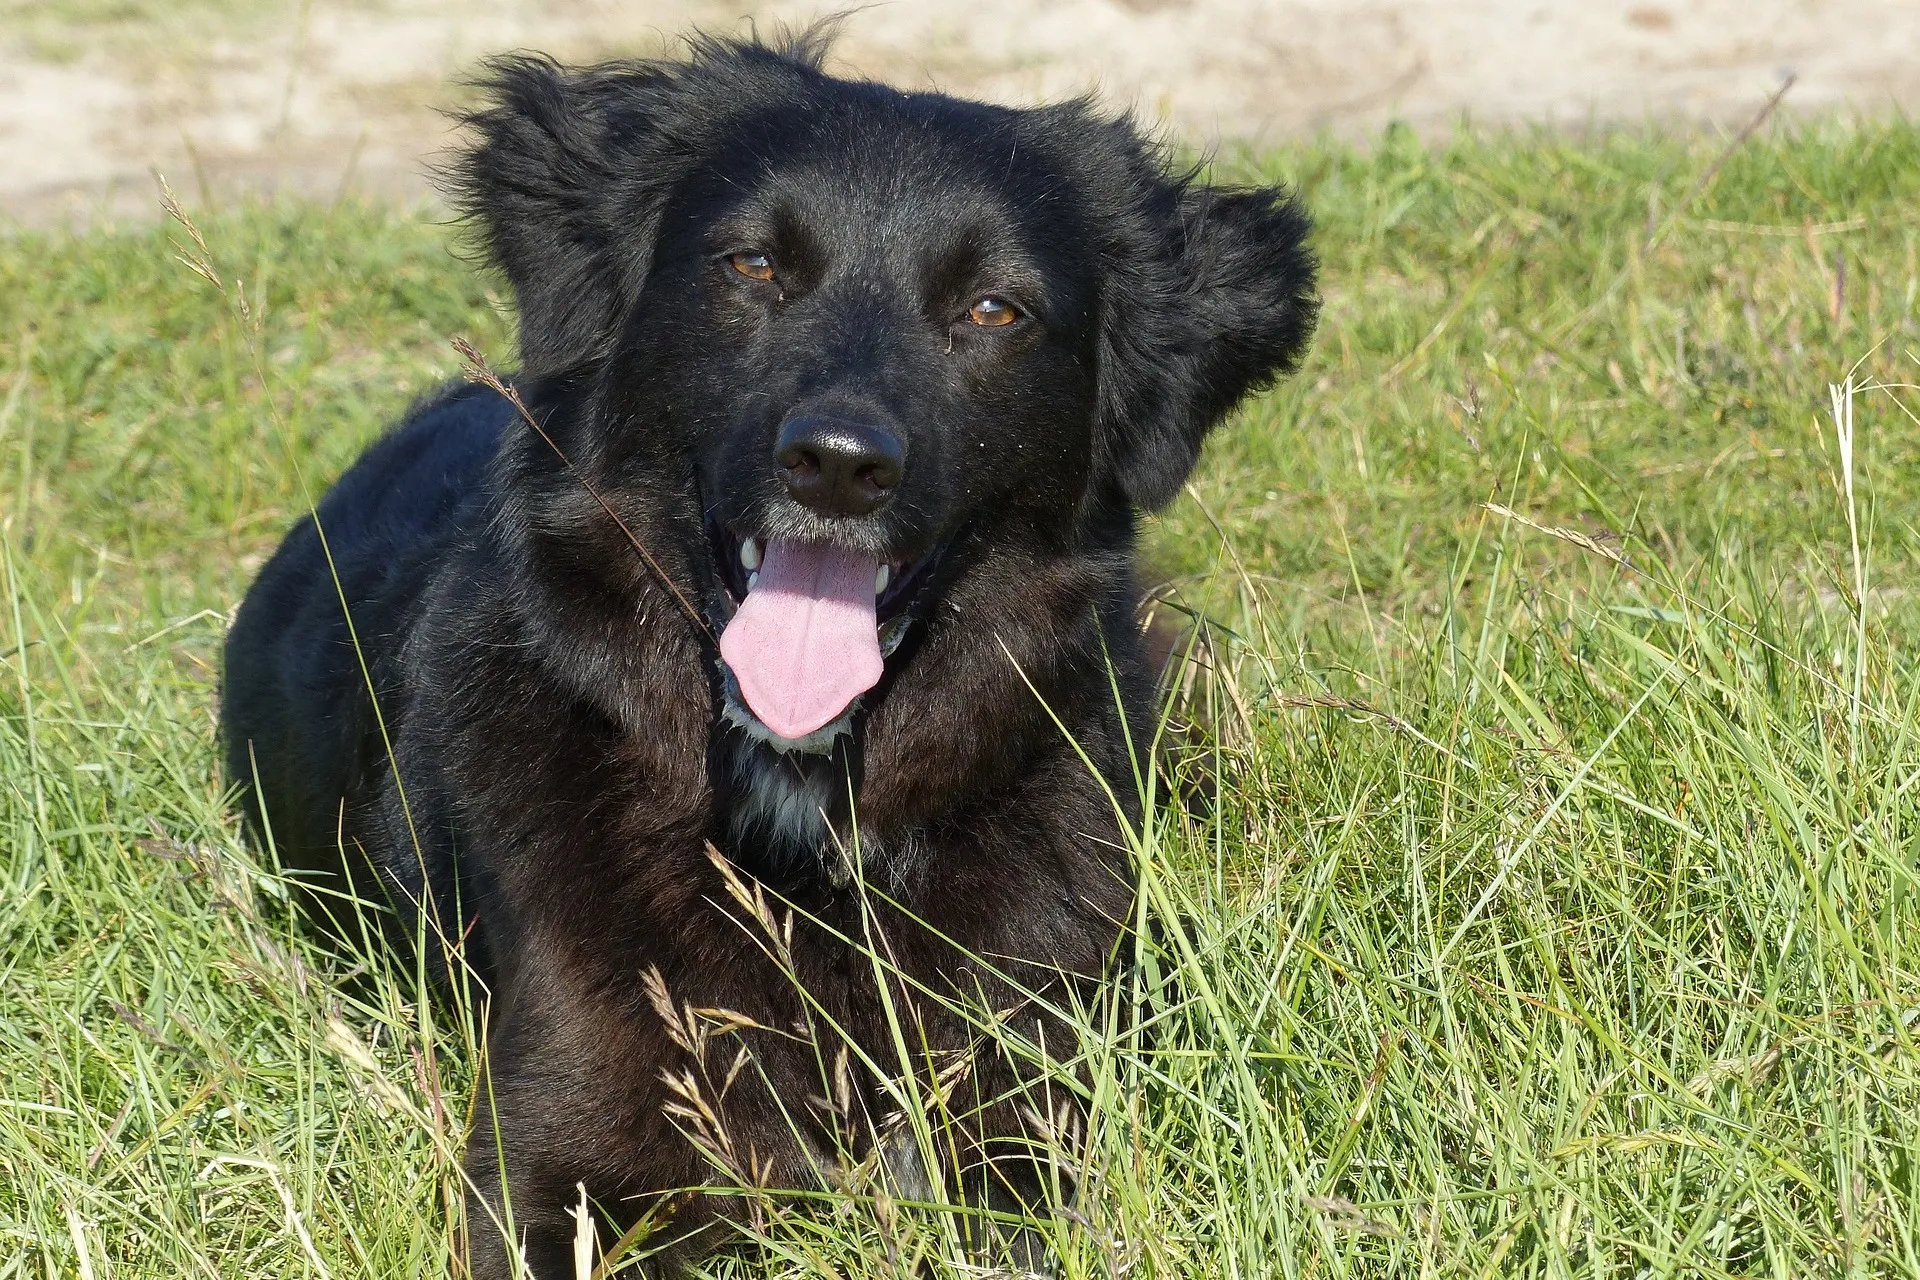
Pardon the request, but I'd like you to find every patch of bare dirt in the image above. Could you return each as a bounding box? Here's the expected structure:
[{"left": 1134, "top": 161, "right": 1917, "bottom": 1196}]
[{"left": 3, "top": 0, "right": 1917, "bottom": 225}]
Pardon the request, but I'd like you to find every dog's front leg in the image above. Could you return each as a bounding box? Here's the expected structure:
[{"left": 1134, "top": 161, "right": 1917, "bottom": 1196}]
[
  {"left": 458, "top": 972, "right": 844, "bottom": 1278},
  {"left": 455, "top": 974, "right": 703, "bottom": 1280}
]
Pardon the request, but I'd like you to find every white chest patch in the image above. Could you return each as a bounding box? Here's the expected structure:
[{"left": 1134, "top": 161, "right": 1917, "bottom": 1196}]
[{"left": 726, "top": 745, "right": 842, "bottom": 866}]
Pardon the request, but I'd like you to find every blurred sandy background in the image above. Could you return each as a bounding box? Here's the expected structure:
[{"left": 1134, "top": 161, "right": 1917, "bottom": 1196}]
[{"left": 3, "top": 0, "right": 1916, "bottom": 224}]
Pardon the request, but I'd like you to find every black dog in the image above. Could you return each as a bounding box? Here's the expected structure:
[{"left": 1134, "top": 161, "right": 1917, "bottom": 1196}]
[{"left": 223, "top": 32, "right": 1315, "bottom": 1276}]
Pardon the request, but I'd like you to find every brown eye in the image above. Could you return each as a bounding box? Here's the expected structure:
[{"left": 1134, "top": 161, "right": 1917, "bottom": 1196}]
[
  {"left": 966, "top": 297, "right": 1019, "bottom": 327},
  {"left": 728, "top": 252, "right": 775, "bottom": 281}
]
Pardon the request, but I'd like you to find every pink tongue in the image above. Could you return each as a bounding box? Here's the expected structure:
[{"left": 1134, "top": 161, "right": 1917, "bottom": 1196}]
[{"left": 719, "top": 540, "right": 883, "bottom": 741}]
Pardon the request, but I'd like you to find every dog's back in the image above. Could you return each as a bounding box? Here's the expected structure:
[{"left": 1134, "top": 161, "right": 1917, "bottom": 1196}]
[{"left": 223, "top": 384, "right": 510, "bottom": 940}]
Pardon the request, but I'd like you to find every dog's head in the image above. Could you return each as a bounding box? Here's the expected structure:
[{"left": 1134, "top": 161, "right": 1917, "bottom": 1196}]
[{"left": 456, "top": 35, "right": 1316, "bottom": 748}]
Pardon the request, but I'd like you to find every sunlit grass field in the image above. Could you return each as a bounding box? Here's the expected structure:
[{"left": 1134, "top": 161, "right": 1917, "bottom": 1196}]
[{"left": 4, "top": 115, "right": 1920, "bottom": 1276}]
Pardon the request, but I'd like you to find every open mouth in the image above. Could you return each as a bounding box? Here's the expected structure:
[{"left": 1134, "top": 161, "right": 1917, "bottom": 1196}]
[
  {"left": 708, "top": 522, "right": 944, "bottom": 747},
  {"left": 711, "top": 526, "right": 936, "bottom": 623}
]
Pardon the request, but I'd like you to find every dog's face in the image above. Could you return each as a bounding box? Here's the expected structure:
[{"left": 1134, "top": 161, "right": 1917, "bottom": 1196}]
[
  {"left": 457, "top": 38, "right": 1317, "bottom": 748},
  {"left": 641, "top": 120, "right": 1103, "bottom": 565},
  {"left": 626, "top": 102, "right": 1118, "bottom": 742}
]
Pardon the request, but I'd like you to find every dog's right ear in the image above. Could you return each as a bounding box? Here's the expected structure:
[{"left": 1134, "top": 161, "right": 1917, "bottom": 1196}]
[{"left": 451, "top": 56, "right": 682, "bottom": 376}]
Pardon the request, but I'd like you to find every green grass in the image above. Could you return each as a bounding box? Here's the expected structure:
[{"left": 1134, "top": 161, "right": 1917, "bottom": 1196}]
[{"left": 4, "top": 114, "right": 1920, "bottom": 1276}]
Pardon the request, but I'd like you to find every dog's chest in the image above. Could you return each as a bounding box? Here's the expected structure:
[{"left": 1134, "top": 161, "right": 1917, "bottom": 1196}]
[
  {"left": 716, "top": 730, "right": 938, "bottom": 894},
  {"left": 728, "top": 748, "right": 832, "bottom": 843},
  {"left": 720, "top": 740, "right": 855, "bottom": 882}
]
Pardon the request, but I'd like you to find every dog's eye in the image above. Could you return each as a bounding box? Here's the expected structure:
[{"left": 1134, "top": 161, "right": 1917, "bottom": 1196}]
[
  {"left": 966, "top": 297, "right": 1020, "bottom": 327},
  {"left": 728, "top": 252, "right": 776, "bottom": 282}
]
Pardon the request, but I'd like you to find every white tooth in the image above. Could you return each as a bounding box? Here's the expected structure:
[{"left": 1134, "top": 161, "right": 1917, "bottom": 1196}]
[
  {"left": 739, "top": 539, "right": 761, "bottom": 572},
  {"left": 875, "top": 564, "right": 891, "bottom": 595},
  {"left": 747, "top": 571, "right": 759, "bottom": 592}
]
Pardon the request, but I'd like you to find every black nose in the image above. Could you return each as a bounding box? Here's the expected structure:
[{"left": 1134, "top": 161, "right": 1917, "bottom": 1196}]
[{"left": 774, "top": 417, "right": 905, "bottom": 518}]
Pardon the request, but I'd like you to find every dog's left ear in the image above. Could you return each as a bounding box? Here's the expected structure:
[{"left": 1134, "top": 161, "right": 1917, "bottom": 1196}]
[{"left": 1097, "top": 177, "right": 1319, "bottom": 512}]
